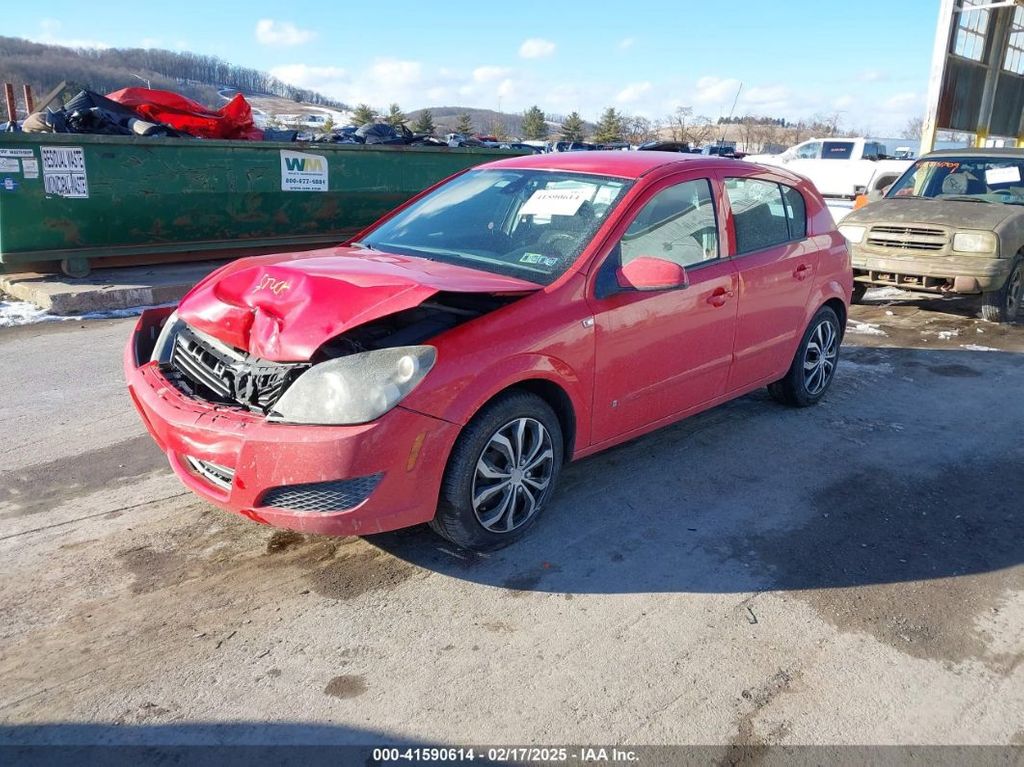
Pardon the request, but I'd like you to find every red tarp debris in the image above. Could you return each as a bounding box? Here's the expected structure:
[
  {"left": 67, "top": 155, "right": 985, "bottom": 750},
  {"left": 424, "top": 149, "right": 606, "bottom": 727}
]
[{"left": 106, "top": 88, "right": 263, "bottom": 141}]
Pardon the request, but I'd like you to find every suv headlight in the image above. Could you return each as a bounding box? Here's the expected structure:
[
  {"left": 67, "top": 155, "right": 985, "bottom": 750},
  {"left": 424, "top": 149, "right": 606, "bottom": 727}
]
[
  {"left": 952, "top": 231, "right": 997, "bottom": 254},
  {"left": 838, "top": 224, "right": 866, "bottom": 244},
  {"left": 150, "top": 310, "right": 184, "bottom": 363},
  {"left": 270, "top": 345, "right": 437, "bottom": 425}
]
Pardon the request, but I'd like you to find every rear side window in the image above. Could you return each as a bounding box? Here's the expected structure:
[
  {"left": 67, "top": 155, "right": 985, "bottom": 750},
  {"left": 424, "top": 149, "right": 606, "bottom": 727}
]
[
  {"left": 822, "top": 141, "right": 854, "bottom": 159},
  {"left": 726, "top": 178, "right": 807, "bottom": 254},
  {"left": 782, "top": 185, "right": 807, "bottom": 239}
]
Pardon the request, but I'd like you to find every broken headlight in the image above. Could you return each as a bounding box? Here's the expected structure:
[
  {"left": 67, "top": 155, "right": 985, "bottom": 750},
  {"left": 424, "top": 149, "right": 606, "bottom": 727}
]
[
  {"left": 269, "top": 345, "right": 437, "bottom": 425},
  {"left": 150, "top": 310, "right": 184, "bottom": 364}
]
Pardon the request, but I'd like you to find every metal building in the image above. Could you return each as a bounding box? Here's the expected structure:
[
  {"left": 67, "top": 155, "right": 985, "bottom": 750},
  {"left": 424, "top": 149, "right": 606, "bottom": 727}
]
[{"left": 921, "top": 0, "right": 1024, "bottom": 152}]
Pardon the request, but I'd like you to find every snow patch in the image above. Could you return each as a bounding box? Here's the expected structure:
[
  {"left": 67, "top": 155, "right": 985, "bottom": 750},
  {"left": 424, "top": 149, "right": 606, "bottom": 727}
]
[
  {"left": 865, "top": 287, "right": 912, "bottom": 300},
  {"left": 960, "top": 344, "right": 1000, "bottom": 352},
  {"left": 0, "top": 301, "right": 54, "bottom": 328},
  {"left": 0, "top": 301, "right": 171, "bottom": 328},
  {"left": 847, "top": 321, "right": 887, "bottom": 336},
  {"left": 937, "top": 329, "right": 960, "bottom": 340}
]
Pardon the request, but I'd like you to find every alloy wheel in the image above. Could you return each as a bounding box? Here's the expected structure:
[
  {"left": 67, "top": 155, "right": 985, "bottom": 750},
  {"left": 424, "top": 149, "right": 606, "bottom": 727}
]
[
  {"left": 471, "top": 417, "right": 555, "bottom": 533},
  {"left": 803, "top": 319, "right": 839, "bottom": 396}
]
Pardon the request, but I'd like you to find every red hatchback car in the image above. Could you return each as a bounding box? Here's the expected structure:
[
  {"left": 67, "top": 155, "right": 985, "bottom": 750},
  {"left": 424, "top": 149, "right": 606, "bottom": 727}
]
[{"left": 126, "top": 152, "right": 851, "bottom": 550}]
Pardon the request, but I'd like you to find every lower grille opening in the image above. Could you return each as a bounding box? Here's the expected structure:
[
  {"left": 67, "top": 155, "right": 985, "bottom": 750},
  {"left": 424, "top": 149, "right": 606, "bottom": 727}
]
[
  {"left": 259, "top": 474, "right": 383, "bottom": 512},
  {"left": 184, "top": 456, "right": 236, "bottom": 492}
]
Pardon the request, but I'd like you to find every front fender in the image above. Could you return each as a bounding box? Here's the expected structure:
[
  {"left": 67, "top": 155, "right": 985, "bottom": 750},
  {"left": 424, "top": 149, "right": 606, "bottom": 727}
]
[{"left": 405, "top": 352, "right": 592, "bottom": 455}]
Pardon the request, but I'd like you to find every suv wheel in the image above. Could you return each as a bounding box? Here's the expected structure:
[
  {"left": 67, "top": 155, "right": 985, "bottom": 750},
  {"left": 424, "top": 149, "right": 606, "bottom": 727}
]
[
  {"left": 980, "top": 256, "right": 1023, "bottom": 323},
  {"left": 768, "top": 306, "right": 842, "bottom": 407},
  {"left": 430, "top": 391, "right": 564, "bottom": 551}
]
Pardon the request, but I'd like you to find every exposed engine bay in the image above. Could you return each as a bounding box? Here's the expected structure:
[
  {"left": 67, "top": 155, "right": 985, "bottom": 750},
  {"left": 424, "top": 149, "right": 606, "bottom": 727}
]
[{"left": 163, "top": 291, "right": 519, "bottom": 414}]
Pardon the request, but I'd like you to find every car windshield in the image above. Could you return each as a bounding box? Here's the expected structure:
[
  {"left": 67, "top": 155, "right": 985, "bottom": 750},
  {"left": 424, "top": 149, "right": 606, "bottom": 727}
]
[
  {"left": 358, "top": 169, "right": 632, "bottom": 284},
  {"left": 887, "top": 156, "right": 1024, "bottom": 204}
]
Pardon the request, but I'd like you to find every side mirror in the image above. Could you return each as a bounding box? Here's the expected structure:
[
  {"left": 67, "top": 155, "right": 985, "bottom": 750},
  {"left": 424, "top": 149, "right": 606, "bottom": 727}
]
[{"left": 616, "top": 257, "right": 689, "bottom": 292}]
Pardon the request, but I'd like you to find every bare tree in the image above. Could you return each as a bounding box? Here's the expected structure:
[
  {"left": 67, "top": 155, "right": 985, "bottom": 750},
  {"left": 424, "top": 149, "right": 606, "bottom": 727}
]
[{"left": 901, "top": 117, "right": 924, "bottom": 140}]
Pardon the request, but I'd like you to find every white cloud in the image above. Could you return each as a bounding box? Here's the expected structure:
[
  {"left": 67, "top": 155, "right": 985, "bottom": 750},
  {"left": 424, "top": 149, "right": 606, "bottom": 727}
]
[
  {"left": 255, "top": 19, "right": 316, "bottom": 46},
  {"left": 35, "top": 18, "right": 109, "bottom": 49},
  {"left": 270, "top": 64, "right": 350, "bottom": 94},
  {"left": 519, "top": 38, "right": 556, "bottom": 59},
  {"left": 617, "top": 82, "right": 653, "bottom": 104},
  {"left": 857, "top": 70, "right": 889, "bottom": 83},
  {"left": 882, "top": 92, "right": 924, "bottom": 112},
  {"left": 473, "top": 66, "right": 514, "bottom": 83},
  {"left": 618, "top": 37, "right": 636, "bottom": 51},
  {"left": 833, "top": 95, "right": 856, "bottom": 110},
  {"left": 694, "top": 76, "right": 743, "bottom": 105}
]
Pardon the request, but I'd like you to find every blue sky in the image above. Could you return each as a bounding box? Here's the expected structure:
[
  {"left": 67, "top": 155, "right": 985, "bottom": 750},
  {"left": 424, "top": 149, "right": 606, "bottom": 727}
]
[{"left": 8, "top": 1, "right": 938, "bottom": 133}]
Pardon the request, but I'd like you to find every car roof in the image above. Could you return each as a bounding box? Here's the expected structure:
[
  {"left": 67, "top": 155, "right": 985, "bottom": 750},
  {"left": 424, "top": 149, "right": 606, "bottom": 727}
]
[
  {"left": 923, "top": 147, "right": 1024, "bottom": 159},
  {"left": 479, "top": 150, "right": 748, "bottom": 179}
]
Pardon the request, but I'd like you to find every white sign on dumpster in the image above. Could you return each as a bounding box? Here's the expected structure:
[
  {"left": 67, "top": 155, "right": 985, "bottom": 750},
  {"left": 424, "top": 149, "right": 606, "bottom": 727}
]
[
  {"left": 41, "top": 146, "right": 89, "bottom": 199},
  {"left": 280, "top": 150, "right": 328, "bottom": 192}
]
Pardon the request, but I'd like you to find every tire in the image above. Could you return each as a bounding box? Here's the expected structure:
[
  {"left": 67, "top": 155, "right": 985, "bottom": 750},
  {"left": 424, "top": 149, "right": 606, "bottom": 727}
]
[
  {"left": 851, "top": 282, "right": 868, "bottom": 304},
  {"left": 980, "top": 256, "right": 1023, "bottom": 323},
  {"left": 429, "top": 391, "right": 564, "bottom": 551},
  {"left": 768, "top": 306, "right": 842, "bottom": 408}
]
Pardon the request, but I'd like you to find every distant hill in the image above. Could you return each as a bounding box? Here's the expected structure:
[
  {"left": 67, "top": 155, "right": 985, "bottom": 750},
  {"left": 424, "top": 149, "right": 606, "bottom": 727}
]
[
  {"left": 408, "top": 106, "right": 593, "bottom": 139},
  {"left": 0, "top": 36, "right": 347, "bottom": 113}
]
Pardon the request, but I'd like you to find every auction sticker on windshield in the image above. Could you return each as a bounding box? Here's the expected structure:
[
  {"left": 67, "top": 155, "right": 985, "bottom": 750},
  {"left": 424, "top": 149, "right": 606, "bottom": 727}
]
[
  {"left": 520, "top": 188, "right": 589, "bottom": 217},
  {"left": 41, "top": 146, "right": 88, "bottom": 199},
  {"left": 985, "top": 165, "right": 1021, "bottom": 185}
]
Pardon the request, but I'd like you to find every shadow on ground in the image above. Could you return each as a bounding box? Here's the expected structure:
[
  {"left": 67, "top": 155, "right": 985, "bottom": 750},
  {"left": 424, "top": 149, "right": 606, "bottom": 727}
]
[
  {"left": 363, "top": 346, "right": 1023, "bottom": 597},
  {"left": 0, "top": 722, "right": 440, "bottom": 766}
]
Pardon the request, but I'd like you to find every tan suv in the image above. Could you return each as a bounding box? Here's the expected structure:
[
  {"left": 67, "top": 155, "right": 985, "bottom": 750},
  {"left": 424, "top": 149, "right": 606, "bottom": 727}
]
[{"left": 839, "top": 148, "right": 1024, "bottom": 322}]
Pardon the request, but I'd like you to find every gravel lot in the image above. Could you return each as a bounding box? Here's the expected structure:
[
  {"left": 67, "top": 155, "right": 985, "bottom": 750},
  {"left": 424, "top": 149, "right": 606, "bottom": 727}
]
[{"left": 1, "top": 289, "right": 1021, "bottom": 749}]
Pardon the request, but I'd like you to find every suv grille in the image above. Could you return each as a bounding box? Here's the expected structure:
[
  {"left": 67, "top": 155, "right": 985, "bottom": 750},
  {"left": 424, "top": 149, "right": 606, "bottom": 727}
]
[
  {"left": 866, "top": 225, "right": 947, "bottom": 251},
  {"left": 259, "top": 474, "right": 383, "bottom": 512},
  {"left": 167, "top": 325, "right": 308, "bottom": 412}
]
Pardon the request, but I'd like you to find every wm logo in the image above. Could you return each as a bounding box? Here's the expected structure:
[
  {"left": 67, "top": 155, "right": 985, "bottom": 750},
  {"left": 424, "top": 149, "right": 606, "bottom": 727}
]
[{"left": 285, "top": 157, "right": 324, "bottom": 172}]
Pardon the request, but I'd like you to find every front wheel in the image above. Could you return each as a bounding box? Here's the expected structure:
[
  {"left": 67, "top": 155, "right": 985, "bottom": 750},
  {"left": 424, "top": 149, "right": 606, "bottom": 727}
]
[
  {"left": 980, "top": 256, "right": 1023, "bottom": 323},
  {"left": 430, "top": 391, "right": 564, "bottom": 551},
  {"left": 768, "top": 306, "right": 842, "bottom": 407},
  {"left": 851, "top": 282, "right": 868, "bottom": 304}
]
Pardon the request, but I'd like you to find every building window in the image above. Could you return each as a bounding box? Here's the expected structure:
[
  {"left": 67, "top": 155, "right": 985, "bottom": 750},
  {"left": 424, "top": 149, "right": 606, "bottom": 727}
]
[
  {"left": 1005, "top": 6, "right": 1024, "bottom": 75},
  {"left": 953, "top": 0, "right": 990, "bottom": 62}
]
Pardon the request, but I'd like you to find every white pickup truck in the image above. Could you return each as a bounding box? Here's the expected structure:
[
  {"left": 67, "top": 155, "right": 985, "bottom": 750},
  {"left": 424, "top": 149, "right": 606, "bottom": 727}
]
[{"left": 746, "top": 138, "right": 912, "bottom": 200}]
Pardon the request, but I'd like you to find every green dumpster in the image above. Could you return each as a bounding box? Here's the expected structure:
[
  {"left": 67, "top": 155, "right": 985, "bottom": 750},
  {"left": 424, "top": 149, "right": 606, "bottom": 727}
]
[{"left": 0, "top": 133, "right": 522, "bottom": 276}]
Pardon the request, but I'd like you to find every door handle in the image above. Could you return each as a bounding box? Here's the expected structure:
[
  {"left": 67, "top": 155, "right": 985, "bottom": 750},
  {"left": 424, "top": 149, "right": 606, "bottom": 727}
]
[
  {"left": 707, "top": 287, "right": 734, "bottom": 307},
  {"left": 794, "top": 263, "right": 813, "bottom": 281}
]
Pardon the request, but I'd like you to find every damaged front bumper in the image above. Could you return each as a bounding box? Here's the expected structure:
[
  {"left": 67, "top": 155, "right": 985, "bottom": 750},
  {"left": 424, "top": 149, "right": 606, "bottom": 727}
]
[
  {"left": 850, "top": 247, "right": 1012, "bottom": 294},
  {"left": 125, "top": 308, "right": 459, "bottom": 536}
]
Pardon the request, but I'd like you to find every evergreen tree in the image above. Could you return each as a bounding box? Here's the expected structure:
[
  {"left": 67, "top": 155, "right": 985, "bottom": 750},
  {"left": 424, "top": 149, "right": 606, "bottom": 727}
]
[
  {"left": 521, "top": 105, "right": 548, "bottom": 140},
  {"left": 384, "top": 103, "right": 407, "bottom": 128},
  {"left": 455, "top": 112, "right": 474, "bottom": 135},
  {"left": 594, "top": 107, "right": 624, "bottom": 144},
  {"left": 413, "top": 109, "right": 436, "bottom": 135},
  {"left": 351, "top": 103, "right": 377, "bottom": 126},
  {"left": 560, "top": 111, "right": 586, "bottom": 142}
]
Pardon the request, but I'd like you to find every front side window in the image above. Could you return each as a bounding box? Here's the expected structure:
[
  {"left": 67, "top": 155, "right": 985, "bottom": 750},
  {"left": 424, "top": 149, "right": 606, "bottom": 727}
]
[
  {"left": 618, "top": 179, "right": 719, "bottom": 269},
  {"left": 726, "top": 178, "right": 807, "bottom": 254},
  {"left": 359, "top": 169, "right": 632, "bottom": 285},
  {"left": 795, "top": 142, "right": 821, "bottom": 160}
]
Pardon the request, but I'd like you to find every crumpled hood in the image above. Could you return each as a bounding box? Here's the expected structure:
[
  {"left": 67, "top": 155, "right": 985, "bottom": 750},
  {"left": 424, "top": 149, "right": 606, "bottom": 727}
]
[
  {"left": 844, "top": 198, "right": 1017, "bottom": 230},
  {"left": 177, "top": 246, "right": 539, "bottom": 361}
]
